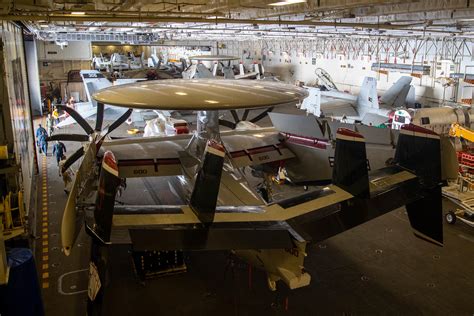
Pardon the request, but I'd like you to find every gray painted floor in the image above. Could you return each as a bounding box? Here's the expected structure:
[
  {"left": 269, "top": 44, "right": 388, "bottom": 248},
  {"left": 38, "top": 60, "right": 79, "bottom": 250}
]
[{"left": 33, "top": 110, "right": 474, "bottom": 315}]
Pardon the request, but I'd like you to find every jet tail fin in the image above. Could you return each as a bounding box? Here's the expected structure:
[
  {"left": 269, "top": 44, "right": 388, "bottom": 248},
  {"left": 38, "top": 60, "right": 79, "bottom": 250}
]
[
  {"left": 332, "top": 128, "right": 369, "bottom": 198},
  {"left": 222, "top": 67, "right": 236, "bottom": 79},
  {"left": 356, "top": 77, "right": 379, "bottom": 111},
  {"left": 80, "top": 70, "right": 112, "bottom": 106},
  {"left": 380, "top": 76, "right": 413, "bottom": 108},
  {"left": 190, "top": 140, "right": 226, "bottom": 223},
  {"left": 395, "top": 124, "right": 443, "bottom": 246},
  {"left": 196, "top": 63, "right": 214, "bottom": 78}
]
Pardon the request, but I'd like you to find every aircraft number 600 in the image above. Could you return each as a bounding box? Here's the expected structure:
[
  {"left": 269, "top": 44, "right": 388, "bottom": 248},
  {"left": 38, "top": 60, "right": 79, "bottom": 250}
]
[{"left": 133, "top": 169, "right": 147, "bottom": 175}]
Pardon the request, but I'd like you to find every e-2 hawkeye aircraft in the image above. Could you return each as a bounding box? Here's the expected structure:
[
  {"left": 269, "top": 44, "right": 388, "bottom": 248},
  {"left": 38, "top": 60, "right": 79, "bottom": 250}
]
[{"left": 53, "top": 79, "right": 444, "bottom": 298}]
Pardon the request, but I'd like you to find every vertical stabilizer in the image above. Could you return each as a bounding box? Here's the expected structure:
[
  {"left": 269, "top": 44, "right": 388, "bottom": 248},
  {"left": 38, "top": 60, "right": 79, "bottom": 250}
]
[
  {"left": 332, "top": 128, "right": 369, "bottom": 198},
  {"left": 406, "top": 85, "right": 416, "bottom": 108},
  {"left": 80, "top": 70, "right": 112, "bottom": 106},
  {"left": 190, "top": 140, "right": 225, "bottom": 223},
  {"left": 395, "top": 124, "right": 443, "bottom": 246},
  {"left": 380, "top": 76, "right": 413, "bottom": 108},
  {"left": 222, "top": 67, "right": 236, "bottom": 79},
  {"left": 195, "top": 63, "right": 214, "bottom": 79},
  {"left": 356, "top": 77, "right": 379, "bottom": 116}
]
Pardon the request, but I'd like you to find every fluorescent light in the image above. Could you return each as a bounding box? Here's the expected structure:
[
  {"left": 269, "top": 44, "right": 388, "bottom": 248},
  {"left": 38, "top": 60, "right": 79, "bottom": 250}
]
[
  {"left": 269, "top": 0, "right": 306, "bottom": 6},
  {"left": 175, "top": 92, "right": 188, "bottom": 96},
  {"left": 71, "top": 11, "right": 85, "bottom": 15}
]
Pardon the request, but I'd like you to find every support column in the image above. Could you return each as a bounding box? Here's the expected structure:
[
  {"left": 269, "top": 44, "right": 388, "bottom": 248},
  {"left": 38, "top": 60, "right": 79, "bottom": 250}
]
[{"left": 24, "top": 37, "right": 42, "bottom": 116}]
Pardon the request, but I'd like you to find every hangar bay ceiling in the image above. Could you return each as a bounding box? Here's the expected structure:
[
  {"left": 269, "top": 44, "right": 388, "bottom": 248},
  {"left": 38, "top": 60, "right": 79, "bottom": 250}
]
[{"left": 3, "top": 0, "right": 474, "bottom": 41}]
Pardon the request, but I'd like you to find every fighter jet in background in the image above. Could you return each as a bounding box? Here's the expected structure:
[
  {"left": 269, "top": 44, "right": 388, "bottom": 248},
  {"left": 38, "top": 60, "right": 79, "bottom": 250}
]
[
  {"left": 56, "top": 70, "right": 154, "bottom": 129},
  {"left": 182, "top": 55, "right": 263, "bottom": 80},
  {"left": 300, "top": 76, "right": 413, "bottom": 127}
]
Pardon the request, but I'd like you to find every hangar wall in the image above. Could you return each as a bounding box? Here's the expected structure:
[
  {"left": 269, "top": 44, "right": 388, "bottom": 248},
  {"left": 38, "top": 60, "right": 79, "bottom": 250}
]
[
  {"left": 36, "top": 40, "right": 92, "bottom": 101},
  {"left": 0, "top": 22, "right": 36, "bottom": 213}
]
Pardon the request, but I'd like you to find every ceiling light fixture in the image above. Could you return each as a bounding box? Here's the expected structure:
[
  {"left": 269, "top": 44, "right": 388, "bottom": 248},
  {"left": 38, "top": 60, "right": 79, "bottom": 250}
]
[
  {"left": 268, "top": 0, "right": 306, "bottom": 6},
  {"left": 70, "top": 11, "right": 86, "bottom": 15}
]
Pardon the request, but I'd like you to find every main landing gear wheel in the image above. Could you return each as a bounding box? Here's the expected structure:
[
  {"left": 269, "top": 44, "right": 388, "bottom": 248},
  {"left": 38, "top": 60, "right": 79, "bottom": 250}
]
[{"left": 445, "top": 211, "right": 456, "bottom": 224}]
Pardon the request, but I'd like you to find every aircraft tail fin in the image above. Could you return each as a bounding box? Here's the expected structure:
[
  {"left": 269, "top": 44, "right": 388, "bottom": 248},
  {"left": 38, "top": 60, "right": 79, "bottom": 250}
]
[
  {"left": 196, "top": 63, "right": 214, "bottom": 78},
  {"left": 80, "top": 70, "right": 111, "bottom": 106},
  {"left": 223, "top": 67, "right": 236, "bottom": 79},
  {"left": 395, "top": 124, "right": 443, "bottom": 246},
  {"left": 356, "top": 77, "right": 379, "bottom": 111},
  {"left": 190, "top": 140, "right": 225, "bottom": 224},
  {"left": 332, "top": 128, "right": 369, "bottom": 198},
  {"left": 406, "top": 85, "right": 416, "bottom": 108},
  {"left": 380, "top": 76, "right": 413, "bottom": 108}
]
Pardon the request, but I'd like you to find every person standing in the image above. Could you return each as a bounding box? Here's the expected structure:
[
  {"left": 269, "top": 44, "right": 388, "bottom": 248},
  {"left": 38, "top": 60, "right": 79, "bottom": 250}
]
[
  {"left": 52, "top": 141, "right": 66, "bottom": 166},
  {"left": 52, "top": 107, "right": 60, "bottom": 125},
  {"left": 38, "top": 133, "right": 48, "bottom": 156},
  {"left": 35, "top": 124, "right": 47, "bottom": 153},
  {"left": 46, "top": 114, "right": 54, "bottom": 136}
]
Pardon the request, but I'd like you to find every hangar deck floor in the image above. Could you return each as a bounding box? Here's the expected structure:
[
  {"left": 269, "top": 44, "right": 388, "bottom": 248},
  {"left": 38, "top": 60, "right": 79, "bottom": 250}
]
[{"left": 32, "top": 112, "right": 474, "bottom": 316}]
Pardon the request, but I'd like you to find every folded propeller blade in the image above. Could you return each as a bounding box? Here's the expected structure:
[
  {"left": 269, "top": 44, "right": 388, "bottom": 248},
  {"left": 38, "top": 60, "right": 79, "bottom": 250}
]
[
  {"left": 47, "top": 134, "right": 89, "bottom": 142},
  {"left": 61, "top": 146, "right": 85, "bottom": 174},
  {"left": 107, "top": 108, "right": 133, "bottom": 135},
  {"left": 219, "top": 119, "right": 236, "bottom": 130},
  {"left": 57, "top": 105, "right": 94, "bottom": 135},
  {"left": 249, "top": 107, "right": 274, "bottom": 124},
  {"left": 95, "top": 102, "right": 104, "bottom": 131}
]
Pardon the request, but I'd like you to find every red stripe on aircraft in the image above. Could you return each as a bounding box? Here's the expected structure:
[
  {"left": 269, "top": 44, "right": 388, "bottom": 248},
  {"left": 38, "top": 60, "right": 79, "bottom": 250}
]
[
  {"left": 401, "top": 124, "right": 439, "bottom": 136},
  {"left": 282, "top": 133, "right": 329, "bottom": 149},
  {"left": 336, "top": 128, "right": 364, "bottom": 139}
]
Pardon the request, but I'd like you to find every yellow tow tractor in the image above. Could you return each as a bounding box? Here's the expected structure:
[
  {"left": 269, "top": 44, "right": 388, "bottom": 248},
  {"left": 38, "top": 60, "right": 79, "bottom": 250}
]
[{"left": 443, "top": 123, "right": 474, "bottom": 226}]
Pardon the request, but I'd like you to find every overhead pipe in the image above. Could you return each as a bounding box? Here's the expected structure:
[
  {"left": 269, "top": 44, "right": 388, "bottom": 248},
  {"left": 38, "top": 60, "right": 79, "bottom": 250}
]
[
  {"left": 0, "top": 13, "right": 437, "bottom": 31},
  {"left": 9, "top": 9, "right": 225, "bottom": 17}
]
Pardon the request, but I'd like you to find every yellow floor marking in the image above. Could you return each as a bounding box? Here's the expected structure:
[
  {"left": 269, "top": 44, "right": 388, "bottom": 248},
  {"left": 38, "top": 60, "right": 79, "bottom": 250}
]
[{"left": 40, "top": 152, "right": 50, "bottom": 290}]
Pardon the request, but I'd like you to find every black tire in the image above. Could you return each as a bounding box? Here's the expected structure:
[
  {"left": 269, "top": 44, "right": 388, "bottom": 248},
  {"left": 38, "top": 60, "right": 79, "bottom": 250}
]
[{"left": 445, "top": 211, "right": 457, "bottom": 224}]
